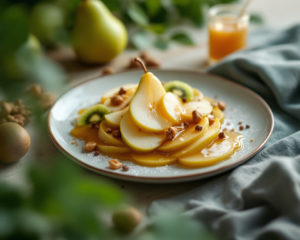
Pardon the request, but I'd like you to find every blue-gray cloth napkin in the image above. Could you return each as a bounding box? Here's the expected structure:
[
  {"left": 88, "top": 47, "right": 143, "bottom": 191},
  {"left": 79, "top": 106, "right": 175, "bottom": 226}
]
[{"left": 150, "top": 25, "right": 300, "bottom": 240}]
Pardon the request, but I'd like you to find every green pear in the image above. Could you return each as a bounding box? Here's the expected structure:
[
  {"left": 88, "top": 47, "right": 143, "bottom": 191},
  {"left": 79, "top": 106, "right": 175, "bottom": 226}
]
[{"left": 72, "top": 0, "right": 128, "bottom": 64}]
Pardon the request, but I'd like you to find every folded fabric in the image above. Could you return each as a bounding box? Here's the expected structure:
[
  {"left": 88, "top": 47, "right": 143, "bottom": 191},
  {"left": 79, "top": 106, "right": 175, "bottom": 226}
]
[{"left": 150, "top": 25, "right": 300, "bottom": 240}]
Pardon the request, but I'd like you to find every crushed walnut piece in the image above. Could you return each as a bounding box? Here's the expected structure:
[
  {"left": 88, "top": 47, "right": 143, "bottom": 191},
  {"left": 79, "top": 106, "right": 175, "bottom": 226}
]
[
  {"left": 195, "top": 125, "right": 203, "bottom": 131},
  {"left": 208, "top": 117, "right": 215, "bottom": 126},
  {"left": 122, "top": 165, "right": 130, "bottom": 171},
  {"left": 84, "top": 141, "right": 97, "bottom": 152},
  {"left": 239, "top": 125, "right": 244, "bottom": 131},
  {"left": 110, "top": 95, "right": 124, "bottom": 106},
  {"left": 118, "top": 87, "right": 126, "bottom": 95},
  {"left": 218, "top": 101, "right": 226, "bottom": 111},
  {"left": 109, "top": 159, "right": 123, "bottom": 170},
  {"left": 165, "top": 127, "right": 177, "bottom": 141},
  {"left": 218, "top": 132, "right": 226, "bottom": 139},
  {"left": 0, "top": 100, "right": 31, "bottom": 126},
  {"left": 102, "top": 66, "right": 114, "bottom": 75},
  {"left": 128, "top": 51, "right": 161, "bottom": 69},
  {"left": 112, "top": 129, "right": 121, "bottom": 138},
  {"left": 245, "top": 124, "right": 250, "bottom": 129},
  {"left": 192, "top": 110, "right": 202, "bottom": 124}
]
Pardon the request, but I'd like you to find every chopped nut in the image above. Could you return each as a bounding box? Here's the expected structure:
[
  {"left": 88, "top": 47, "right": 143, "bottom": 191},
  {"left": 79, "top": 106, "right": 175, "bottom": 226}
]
[
  {"left": 165, "top": 127, "right": 177, "bottom": 141},
  {"left": 28, "top": 84, "right": 43, "bottom": 98},
  {"left": 211, "top": 102, "right": 218, "bottom": 107},
  {"left": 218, "top": 132, "right": 226, "bottom": 139},
  {"left": 110, "top": 95, "right": 124, "bottom": 106},
  {"left": 102, "top": 66, "right": 114, "bottom": 75},
  {"left": 94, "top": 151, "right": 100, "bottom": 156},
  {"left": 109, "top": 159, "right": 122, "bottom": 170},
  {"left": 218, "top": 101, "right": 226, "bottom": 111},
  {"left": 122, "top": 165, "right": 130, "bottom": 171},
  {"left": 250, "top": 138, "right": 254, "bottom": 143},
  {"left": 91, "top": 122, "right": 99, "bottom": 129},
  {"left": 183, "top": 121, "right": 190, "bottom": 128},
  {"left": 112, "top": 129, "right": 121, "bottom": 138},
  {"left": 128, "top": 58, "right": 140, "bottom": 69},
  {"left": 140, "top": 51, "right": 161, "bottom": 67},
  {"left": 118, "top": 87, "right": 126, "bottom": 95},
  {"left": 238, "top": 121, "right": 242, "bottom": 125},
  {"left": 182, "top": 97, "right": 187, "bottom": 103},
  {"left": 208, "top": 117, "right": 215, "bottom": 126},
  {"left": 192, "top": 110, "right": 202, "bottom": 124},
  {"left": 246, "top": 124, "right": 250, "bottom": 129},
  {"left": 106, "top": 128, "right": 113, "bottom": 134},
  {"left": 1, "top": 102, "right": 14, "bottom": 114},
  {"left": 84, "top": 141, "right": 97, "bottom": 152},
  {"left": 195, "top": 125, "right": 203, "bottom": 131},
  {"left": 239, "top": 125, "right": 244, "bottom": 131}
]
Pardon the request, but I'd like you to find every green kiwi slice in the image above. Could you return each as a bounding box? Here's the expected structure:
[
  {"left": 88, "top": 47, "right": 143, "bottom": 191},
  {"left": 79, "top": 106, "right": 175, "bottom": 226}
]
[
  {"left": 164, "top": 81, "right": 194, "bottom": 101},
  {"left": 77, "top": 104, "right": 110, "bottom": 126}
]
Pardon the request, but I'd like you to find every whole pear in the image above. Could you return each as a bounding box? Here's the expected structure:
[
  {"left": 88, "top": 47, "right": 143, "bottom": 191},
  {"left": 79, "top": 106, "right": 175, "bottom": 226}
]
[{"left": 72, "top": 0, "right": 128, "bottom": 64}]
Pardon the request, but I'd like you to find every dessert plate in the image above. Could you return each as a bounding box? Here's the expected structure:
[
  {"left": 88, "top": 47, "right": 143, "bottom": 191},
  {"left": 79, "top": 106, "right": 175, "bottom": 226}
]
[{"left": 48, "top": 70, "right": 273, "bottom": 183}]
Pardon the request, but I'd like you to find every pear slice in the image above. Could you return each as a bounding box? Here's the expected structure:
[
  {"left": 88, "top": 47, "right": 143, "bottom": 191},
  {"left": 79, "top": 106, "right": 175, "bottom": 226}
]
[
  {"left": 104, "top": 106, "right": 128, "bottom": 127},
  {"left": 97, "top": 144, "right": 131, "bottom": 154},
  {"left": 98, "top": 121, "right": 124, "bottom": 146},
  {"left": 181, "top": 99, "right": 213, "bottom": 121},
  {"left": 212, "top": 106, "right": 224, "bottom": 123},
  {"left": 131, "top": 153, "right": 176, "bottom": 167},
  {"left": 120, "top": 112, "right": 164, "bottom": 152},
  {"left": 178, "top": 131, "right": 242, "bottom": 168},
  {"left": 130, "top": 58, "right": 170, "bottom": 132},
  {"left": 158, "top": 92, "right": 182, "bottom": 123},
  {"left": 158, "top": 117, "right": 209, "bottom": 152},
  {"left": 172, "top": 118, "right": 221, "bottom": 157}
]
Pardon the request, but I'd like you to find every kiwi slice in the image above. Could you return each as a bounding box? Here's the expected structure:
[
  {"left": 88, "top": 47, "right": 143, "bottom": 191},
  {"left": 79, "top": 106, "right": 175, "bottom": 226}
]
[
  {"left": 77, "top": 104, "right": 110, "bottom": 126},
  {"left": 164, "top": 81, "right": 194, "bottom": 101}
]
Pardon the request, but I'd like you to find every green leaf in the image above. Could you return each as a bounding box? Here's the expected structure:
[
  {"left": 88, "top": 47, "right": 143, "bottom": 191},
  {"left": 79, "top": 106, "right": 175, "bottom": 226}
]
[
  {"left": 154, "top": 37, "right": 169, "bottom": 50},
  {"left": 250, "top": 13, "right": 264, "bottom": 25},
  {"left": 146, "top": 0, "right": 161, "bottom": 17},
  {"left": 127, "top": 2, "right": 149, "bottom": 26},
  {"left": 171, "top": 32, "right": 194, "bottom": 45},
  {"left": 131, "top": 30, "right": 152, "bottom": 49},
  {"left": 145, "top": 24, "right": 167, "bottom": 34}
]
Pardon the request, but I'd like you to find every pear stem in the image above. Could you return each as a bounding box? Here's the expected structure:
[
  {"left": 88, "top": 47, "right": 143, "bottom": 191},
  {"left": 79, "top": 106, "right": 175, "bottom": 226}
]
[{"left": 134, "top": 57, "right": 148, "bottom": 73}]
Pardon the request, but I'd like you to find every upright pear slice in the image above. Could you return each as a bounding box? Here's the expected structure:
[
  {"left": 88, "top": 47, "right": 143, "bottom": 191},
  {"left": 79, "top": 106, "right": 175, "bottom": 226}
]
[
  {"left": 178, "top": 131, "right": 242, "bottom": 168},
  {"left": 158, "top": 92, "right": 182, "bottom": 123},
  {"left": 130, "top": 58, "right": 170, "bottom": 132},
  {"left": 172, "top": 118, "right": 221, "bottom": 157},
  {"left": 120, "top": 112, "right": 164, "bottom": 152},
  {"left": 158, "top": 117, "right": 209, "bottom": 152}
]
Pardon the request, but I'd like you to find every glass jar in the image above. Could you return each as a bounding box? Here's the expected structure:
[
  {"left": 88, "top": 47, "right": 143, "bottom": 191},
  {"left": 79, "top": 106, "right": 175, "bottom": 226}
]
[{"left": 208, "top": 4, "right": 249, "bottom": 63}]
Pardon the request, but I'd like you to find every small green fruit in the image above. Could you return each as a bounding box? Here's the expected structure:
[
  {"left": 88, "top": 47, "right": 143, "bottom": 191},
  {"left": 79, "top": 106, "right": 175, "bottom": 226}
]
[
  {"left": 72, "top": 0, "right": 128, "bottom": 64},
  {"left": 112, "top": 206, "right": 142, "bottom": 233},
  {"left": 30, "top": 3, "right": 64, "bottom": 46},
  {"left": 0, "top": 122, "right": 31, "bottom": 164}
]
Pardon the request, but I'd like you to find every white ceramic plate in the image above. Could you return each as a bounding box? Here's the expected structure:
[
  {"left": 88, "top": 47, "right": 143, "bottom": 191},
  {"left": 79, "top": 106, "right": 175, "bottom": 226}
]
[{"left": 48, "top": 70, "right": 273, "bottom": 183}]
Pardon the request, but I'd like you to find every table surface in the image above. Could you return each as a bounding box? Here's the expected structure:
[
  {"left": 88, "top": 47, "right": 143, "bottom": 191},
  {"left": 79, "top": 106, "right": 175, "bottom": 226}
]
[{"left": 1, "top": 0, "right": 300, "bottom": 213}]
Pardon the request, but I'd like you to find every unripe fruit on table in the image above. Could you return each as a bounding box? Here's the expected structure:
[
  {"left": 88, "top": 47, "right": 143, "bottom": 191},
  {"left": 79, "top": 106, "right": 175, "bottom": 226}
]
[
  {"left": 0, "top": 122, "right": 31, "bottom": 164},
  {"left": 112, "top": 206, "right": 142, "bottom": 233}
]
